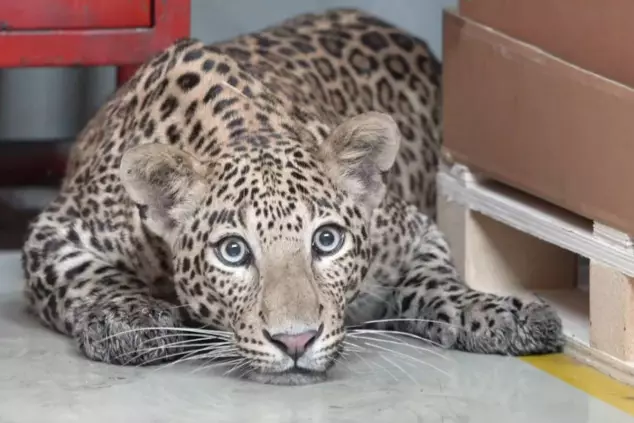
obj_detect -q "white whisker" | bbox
[192,357,244,375]
[342,340,366,353]
[223,359,250,377]
[149,345,238,371]
[362,341,450,378]
[378,352,419,385]
[96,326,232,344]
[347,333,450,362]
[355,350,399,382]
[135,345,215,368]
[354,318,463,330]
[348,350,396,382]
[116,335,232,365]
[348,328,446,349]
[136,340,232,357]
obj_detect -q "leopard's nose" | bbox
[263,325,323,359]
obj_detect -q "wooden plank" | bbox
[437,166,634,277]
[589,262,634,361]
[594,222,634,251]
[438,194,577,295]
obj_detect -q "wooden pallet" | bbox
[437,163,634,386]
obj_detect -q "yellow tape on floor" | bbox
[522,354,634,416]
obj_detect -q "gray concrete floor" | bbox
[0,249,633,423]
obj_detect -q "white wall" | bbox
[0,0,456,141]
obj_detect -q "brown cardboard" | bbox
[443,10,634,235]
[459,0,634,88]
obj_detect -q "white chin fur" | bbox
[244,370,328,385]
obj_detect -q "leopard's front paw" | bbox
[513,300,564,354]
[464,297,564,355]
[72,299,185,365]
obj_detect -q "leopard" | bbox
[21,8,563,385]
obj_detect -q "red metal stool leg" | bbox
[116,64,140,86]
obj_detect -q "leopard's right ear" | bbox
[320,112,400,214]
[119,144,206,239]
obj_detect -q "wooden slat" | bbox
[437,166,634,276]
[590,262,634,362]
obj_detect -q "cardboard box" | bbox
[443,10,634,235]
[459,0,634,88]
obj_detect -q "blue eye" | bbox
[312,225,345,256]
[216,236,251,266]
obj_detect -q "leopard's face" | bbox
[120,112,401,385]
[170,152,372,384]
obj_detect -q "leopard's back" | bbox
[212,9,442,216]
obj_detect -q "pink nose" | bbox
[268,330,319,358]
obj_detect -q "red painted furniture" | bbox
[0,0,191,186]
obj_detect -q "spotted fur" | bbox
[21,9,563,385]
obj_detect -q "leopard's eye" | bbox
[215,236,251,266]
[312,225,345,256]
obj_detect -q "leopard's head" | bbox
[120,112,399,384]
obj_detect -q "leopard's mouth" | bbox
[223,328,344,385]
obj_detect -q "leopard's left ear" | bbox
[119,144,207,239]
[321,112,400,213]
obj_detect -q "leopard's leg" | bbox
[375,218,564,355]
[22,212,185,365]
